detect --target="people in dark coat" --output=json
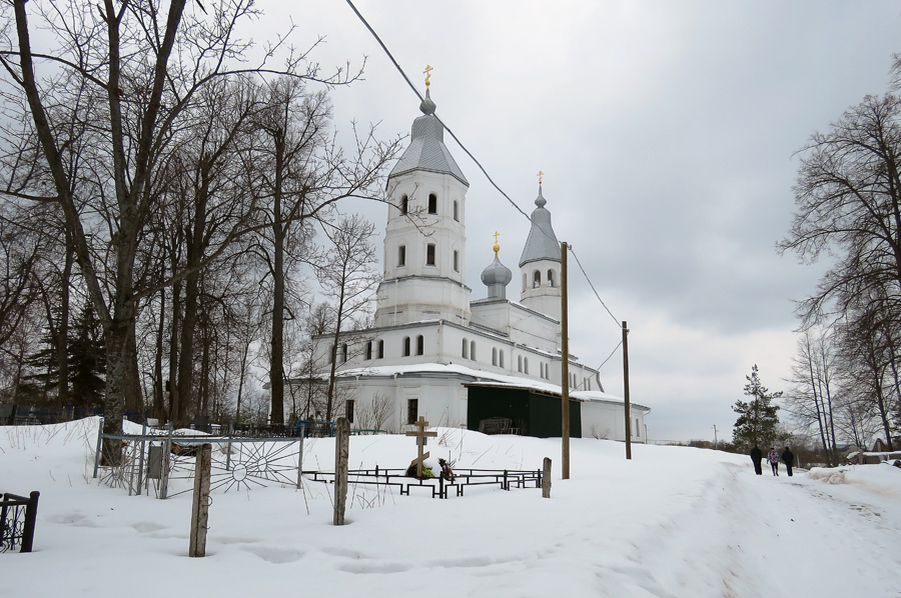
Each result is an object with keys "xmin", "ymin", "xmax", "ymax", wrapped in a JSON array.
[
  {"xmin": 781, "ymin": 447, "xmax": 795, "ymax": 477},
  {"xmin": 750, "ymin": 444, "xmax": 763, "ymax": 475},
  {"xmin": 768, "ymin": 447, "xmax": 780, "ymax": 476}
]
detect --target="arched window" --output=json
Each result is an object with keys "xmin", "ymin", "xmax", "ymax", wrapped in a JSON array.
[
  {"xmin": 453, "ymin": 200, "xmax": 459, "ymax": 221},
  {"xmin": 377, "ymin": 339, "xmax": 384, "ymax": 359},
  {"xmin": 453, "ymin": 250, "xmax": 459, "ymax": 272},
  {"xmin": 491, "ymin": 348, "xmax": 497, "ymax": 366},
  {"xmin": 403, "ymin": 336, "xmax": 411, "ymax": 357},
  {"xmin": 397, "ymin": 245, "xmax": 406, "ymax": 267},
  {"xmin": 523, "ymin": 357, "xmax": 529, "ymax": 375},
  {"xmin": 341, "ymin": 343, "xmax": 348, "ymax": 363},
  {"xmin": 401, "ymin": 195, "xmax": 409, "ymax": 215},
  {"xmin": 539, "ymin": 362, "xmax": 544, "ymax": 378},
  {"xmin": 365, "ymin": 341, "xmax": 373, "ymax": 360},
  {"xmin": 533, "ymin": 270, "xmax": 541, "ymax": 288},
  {"xmin": 517, "ymin": 355, "xmax": 523, "ymax": 373},
  {"xmin": 470, "ymin": 341, "xmax": 476, "ymax": 361},
  {"xmin": 547, "ymin": 269, "xmax": 555, "ymax": 287},
  {"xmin": 428, "ymin": 193, "xmax": 438, "ymax": 214},
  {"xmin": 416, "ymin": 335, "xmax": 424, "ymax": 356},
  {"xmin": 462, "ymin": 338, "xmax": 468, "ymax": 359},
  {"xmin": 498, "ymin": 350, "xmax": 504, "ymax": 368},
  {"xmin": 522, "ymin": 273, "xmax": 527, "ymax": 292},
  {"xmin": 426, "ymin": 243, "xmax": 436, "ymax": 266}
]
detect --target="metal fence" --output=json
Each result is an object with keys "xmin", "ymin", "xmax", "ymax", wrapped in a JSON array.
[
  {"xmin": 1, "ymin": 491, "xmax": 40, "ymax": 553},
  {"xmin": 93, "ymin": 424, "xmax": 306, "ymax": 499}
]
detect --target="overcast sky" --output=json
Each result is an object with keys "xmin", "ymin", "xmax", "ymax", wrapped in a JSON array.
[{"xmin": 257, "ymin": 1, "xmax": 901, "ymax": 441}]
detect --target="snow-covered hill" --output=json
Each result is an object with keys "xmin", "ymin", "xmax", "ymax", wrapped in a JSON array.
[{"xmin": 3, "ymin": 418, "xmax": 900, "ymax": 597}]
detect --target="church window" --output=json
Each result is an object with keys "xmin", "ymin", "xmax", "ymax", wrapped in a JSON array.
[
  {"xmin": 540, "ymin": 362, "xmax": 544, "ymax": 378},
  {"xmin": 453, "ymin": 250, "xmax": 459, "ymax": 272},
  {"xmin": 346, "ymin": 400, "xmax": 355, "ymax": 424},
  {"xmin": 517, "ymin": 355, "xmax": 523, "ymax": 373},
  {"xmin": 426, "ymin": 243, "xmax": 436, "ymax": 266},
  {"xmin": 635, "ymin": 419, "xmax": 640, "ymax": 437},
  {"xmin": 523, "ymin": 357, "xmax": 529, "ymax": 375},
  {"xmin": 403, "ymin": 336, "xmax": 411, "ymax": 357},
  {"xmin": 377, "ymin": 340, "xmax": 384, "ymax": 359},
  {"xmin": 365, "ymin": 341, "xmax": 373, "ymax": 360},
  {"xmin": 341, "ymin": 343, "xmax": 348, "ymax": 363},
  {"xmin": 398, "ymin": 245, "xmax": 406, "ymax": 267},
  {"xmin": 491, "ymin": 348, "xmax": 497, "ymax": 366},
  {"xmin": 547, "ymin": 269, "xmax": 555, "ymax": 287},
  {"xmin": 407, "ymin": 399, "xmax": 419, "ymax": 425},
  {"xmin": 401, "ymin": 195, "xmax": 409, "ymax": 214},
  {"xmin": 453, "ymin": 201, "xmax": 459, "ymax": 221},
  {"xmin": 522, "ymin": 274, "xmax": 526, "ymax": 292},
  {"xmin": 462, "ymin": 339, "xmax": 468, "ymax": 359},
  {"xmin": 470, "ymin": 341, "xmax": 476, "ymax": 361},
  {"xmin": 498, "ymin": 351, "xmax": 504, "ymax": 368},
  {"xmin": 428, "ymin": 193, "xmax": 438, "ymax": 214},
  {"xmin": 416, "ymin": 335, "xmax": 424, "ymax": 356},
  {"xmin": 533, "ymin": 270, "xmax": 541, "ymax": 288}
]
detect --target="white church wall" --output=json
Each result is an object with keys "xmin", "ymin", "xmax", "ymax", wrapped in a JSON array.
[{"xmin": 580, "ymin": 400, "xmax": 648, "ymax": 443}]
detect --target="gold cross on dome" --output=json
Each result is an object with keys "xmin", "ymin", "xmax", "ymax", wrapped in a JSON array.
[
  {"xmin": 493, "ymin": 231, "xmax": 500, "ymax": 244},
  {"xmin": 423, "ymin": 65, "xmax": 434, "ymax": 88},
  {"xmin": 538, "ymin": 170, "xmax": 544, "ymax": 185}
]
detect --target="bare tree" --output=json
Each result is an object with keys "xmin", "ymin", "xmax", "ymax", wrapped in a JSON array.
[
  {"xmin": 0, "ymin": 0, "xmax": 359, "ymax": 437},
  {"xmin": 785, "ymin": 329, "xmax": 840, "ymax": 465},
  {"xmin": 316, "ymin": 214, "xmax": 378, "ymax": 420}
]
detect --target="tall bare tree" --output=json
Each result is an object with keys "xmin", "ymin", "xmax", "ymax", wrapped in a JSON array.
[{"xmin": 0, "ymin": 0, "xmax": 357, "ymax": 437}]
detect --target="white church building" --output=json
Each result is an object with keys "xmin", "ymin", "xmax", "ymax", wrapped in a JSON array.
[{"xmin": 306, "ymin": 86, "xmax": 649, "ymax": 441}]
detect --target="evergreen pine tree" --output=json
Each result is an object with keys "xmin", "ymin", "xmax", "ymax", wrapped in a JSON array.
[
  {"xmin": 732, "ymin": 364, "xmax": 782, "ymax": 449},
  {"xmin": 67, "ymin": 304, "xmax": 106, "ymax": 410}
]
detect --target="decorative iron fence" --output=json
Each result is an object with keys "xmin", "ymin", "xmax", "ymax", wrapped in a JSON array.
[
  {"xmin": 92, "ymin": 424, "xmax": 306, "ymax": 498},
  {"xmin": 1, "ymin": 491, "xmax": 40, "ymax": 553}
]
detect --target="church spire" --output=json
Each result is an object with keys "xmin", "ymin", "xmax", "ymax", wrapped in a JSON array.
[
  {"xmin": 388, "ymin": 70, "xmax": 468, "ymax": 186},
  {"xmin": 519, "ymin": 181, "xmax": 560, "ymax": 268},
  {"xmin": 481, "ymin": 233, "xmax": 512, "ymax": 300}
]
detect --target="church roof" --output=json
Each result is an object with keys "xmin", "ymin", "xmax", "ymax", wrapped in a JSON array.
[
  {"xmin": 519, "ymin": 185, "xmax": 561, "ymax": 267},
  {"xmin": 389, "ymin": 89, "xmax": 469, "ymax": 187}
]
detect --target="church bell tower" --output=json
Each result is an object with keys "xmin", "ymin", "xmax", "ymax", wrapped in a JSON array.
[{"xmin": 374, "ymin": 70, "xmax": 471, "ymax": 327}]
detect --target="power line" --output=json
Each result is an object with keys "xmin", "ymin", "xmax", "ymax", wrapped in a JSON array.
[{"xmin": 344, "ymin": 0, "xmax": 622, "ymax": 351}]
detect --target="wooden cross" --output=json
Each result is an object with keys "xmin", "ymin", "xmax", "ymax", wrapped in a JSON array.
[
  {"xmin": 423, "ymin": 64, "xmax": 433, "ymax": 88},
  {"xmin": 537, "ymin": 170, "xmax": 544, "ymax": 185},
  {"xmin": 406, "ymin": 416, "xmax": 438, "ymax": 477}
]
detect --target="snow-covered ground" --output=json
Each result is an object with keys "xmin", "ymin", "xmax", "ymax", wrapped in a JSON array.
[{"xmin": 3, "ymin": 418, "xmax": 900, "ymax": 597}]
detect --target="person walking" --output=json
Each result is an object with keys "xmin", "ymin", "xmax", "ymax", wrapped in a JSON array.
[
  {"xmin": 768, "ymin": 447, "xmax": 780, "ymax": 476},
  {"xmin": 781, "ymin": 446, "xmax": 795, "ymax": 477},
  {"xmin": 750, "ymin": 444, "xmax": 763, "ymax": 475}
]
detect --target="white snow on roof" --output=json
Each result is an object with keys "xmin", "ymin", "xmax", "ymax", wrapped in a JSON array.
[{"xmin": 325, "ymin": 362, "xmax": 649, "ymax": 410}]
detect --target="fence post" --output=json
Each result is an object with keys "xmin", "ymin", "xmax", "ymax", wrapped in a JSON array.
[
  {"xmin": 20, "ymin": 491, "xmax": 39, "ymax": 553},
  {"xmin": 160, "ymin": 422, "xmax": 173, "ymax": 500},
  {"xmin": 92, "ymin": 418, "xmax": 104, "ymax": 479},
  {"xmin": 542, "ymin": 458, "xmax": 552, "ymax": 498},
  {"xmin": 295, "ymin": 435, "xmax": 304, "ymax": 490},
  {"xmin": 333, "ymin": 417, "xmax": 350, "ymax": 526},
  {"xmin": 189, "ymin": 443, "xmax": 212, "ymax": 558}
]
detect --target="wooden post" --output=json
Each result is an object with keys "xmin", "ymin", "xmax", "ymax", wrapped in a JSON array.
[
  {"xmin": 333, "ymin": 417, "xmax": 350, "ymax": 526},
  {"xmin": 189, "ymin": 443, "xmax": 211, "ymax": 557},
  {"xmin": 542, "ymin": 457, "xmax": 552, "ymax": 498},
  {"xmin": 561, "ymin": 242, "xmax": 571, "ymax": 479},
  {"xmin": 623, "ymin": 321, "xmax": 632, "ymax": 460}
]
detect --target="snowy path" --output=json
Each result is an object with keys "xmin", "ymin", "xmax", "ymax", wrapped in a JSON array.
[{"xmin": 624, "ymin": 462, "xmax": 901, "ymax": 597}]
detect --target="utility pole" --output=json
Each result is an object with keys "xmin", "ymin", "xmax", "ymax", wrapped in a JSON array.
[
  {"xmin": 713, "ymin": 424, "xmax": 718, "ymax": 450},
  {"xmin": 561, "ymin": 242, "xmax": 570, "ymax": 479},
  {"xmin": 622, "ymin": 321, "xmax": 631, "ymax": 460}
]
